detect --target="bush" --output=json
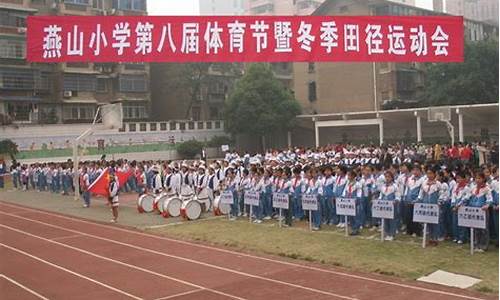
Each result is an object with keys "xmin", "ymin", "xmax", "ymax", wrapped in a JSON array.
[
  {"xmin": 206, "ymin": 135, "xmax": 233, "ymax": 148},
  {"xmin": 176, "ymin": 140, "xmax": 203, "ymax": 159}
]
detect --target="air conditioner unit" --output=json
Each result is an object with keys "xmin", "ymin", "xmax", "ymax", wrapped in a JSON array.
[
  {"xmin": 63, "ymin": 91, "xmax": 73, "ymax": 98},
  {"xmin": 17, "ymin": 27, "xmax": 27, "ymax": 33},
  {"xmin": 107, "ymin": 8, "xmax": 116, "ymax": 15}
]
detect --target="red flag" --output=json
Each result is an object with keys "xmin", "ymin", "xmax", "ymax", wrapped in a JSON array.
[{"xmin": 88, "ymin": 168, "xmax": 133, "ymax": 197}]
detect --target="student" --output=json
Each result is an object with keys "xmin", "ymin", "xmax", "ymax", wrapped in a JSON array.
[
  {"xmin": 334, "ymin": 166, "xmax": 348, "ymax": 228},
  {"xmin": 378, "ymin": 171, "xmax": 401, "ymax": 241},
  {"xmin": 80, "ymin": 167, "xmax": 90, "ymax": 208},
  {"xmin": 304, "ymin": 167, "xmax": 323, "ymax": 231},
  {"xmin": 451, "ymin": 171, "xmax": 471, "ymax": 244},
  {"xmin": 322, "ymin": 165, "xmax": 335, "ymax": 225},
  {"xmin": 108, "ymin": 173, "xmax": 120, "ymax": 223},
  {"xmin": 0, "ymin": 159, "xmax": 5, "ymax": 189},
  {"xmin": 468, "ymin": 172, "xmax": 493, "ymax": 252},
  {"xmin": 291, "ymin": 166, "xmax": 305, "ymax": 220},
  {"xmin": 239, "ymin": 169, "xmax": 251, "ymax": 217},
  {"xmin": 342, "ymin": 170, "xmax": 363, "ymax": 235},
  {"xmin": 417, "ymin": 166, "xmax": 442, "ymax": 246},
  {"xmin": 152, "ymin": 167, "xmax": 163, "ymax": 194},
  {"xmin": 252, "ymin": 167, "xmax": 265, "ymax": 224},
  {"xmin": 262, "ymin": 168, "xmax": 273, "ymax": 220},
  {"xmin": 276, "ymin": 167, "xmax": 293, "ymax": 226},
  {"xmin": 223, "ymin": 169, "xmax": 239, "ymax": 220},
  {"xmin": 489, "ymin": 167, "xmax": 499, "ymax": 243},
  {"xmin": 359, "ymin": 165, "xmax": 374, "ymax": 228},
  {"xmin": 403, "ymin": 164, "xmax": 424, "ymax": 236}
]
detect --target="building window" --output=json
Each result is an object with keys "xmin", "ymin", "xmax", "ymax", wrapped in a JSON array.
[
  {"xmin": 62, "ymin": 105, "xmax": 96, "ymax": 121},
  {"xmin": 115, "ymin": 0, "xmax": 146, "ymax": 11},
  {"xmin": 215, "ymin": 121, "xmax": 221, "ymax": 129},
  {"xmin": 123, "ymin": 103, "xmax": 147, "ymax": 119},
  {"xmin": 119, "ymin": 75, "xmax": 147, "ymax": 92},
  {"xmin": 209, "ymin": 107, "xmax": 219, "ymax": 119},
  {"xmin": 197, "ymin": 122, "xmax": 204, "ymax": 130},
  {"xmin": 160, "ymin": 122, "xmax": 167, "ymax": 131},
  {"xmin": 169, "ymin": 121, "xmax": 176, "ymax": 130},
  {"xmin": 96, "ymin": 78, "xmax": 107, "ymax": 92},
  {"xmin": 150, "ymin": 123, "xmax": 157, "ymax": 131},
  {"xmin": 124, "ymin": 63, "xmax": 146, "ymax": 70},
  {"xmin": 0, "ymin": 68, "xmax": 34, "ymax": 90},
  {"xmin": 64, "ymin": 0, "xmax": 89, "ymax": 5},
  {"xmin": 0, "ymin": 38, "xmax": 25, "ymax": 59},
  {"xmin": 63, "ymin": 74, "xmax": 96, "ymax": 91},
  {"xmin": 0, "ymin": 11, "xmax": 27, "ymax": 27},
  {"xmin": 308, "ymin": 81, "xmax": 317, "ymax": 102},
  {"xmin": 191, "ymin": 107, "xmax": 201, "ymax": 121},
  {"xmin": 308, "ymin": 62, "xmax": 315, "ymax": 73},
  {"xmin": 129, "ymin": 123, "xmax": 136, "ymax": 132},
  {"xmin": 188, "ymin": 122, "xmax": 195, "ymax": 130},
  {"xmin": 139, "ymin": 123, "xmax": 147, "ymax": 131},
  {"xmin": 179, "ymin": 122, "xmax": 186, "ymax": 130},
  {"xmin": 206, "ymin": 122, "xmax": 212, "ymax": 129}
]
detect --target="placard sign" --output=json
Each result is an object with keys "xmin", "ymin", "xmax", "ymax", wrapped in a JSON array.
[
  {"xmin": 458, "ymin": 206, "xmax": 486, "ymax": 229},
  {"xmin": 244, "ymin": 191, "xmax": 260, "ymax": 206},
  {"xmin": 273, "ymin": 193, "xmax": 289, "ymax": 209},
  {"xmin": 302, "ymin": 194, "xmax": 318, "ymax": 211},
  {"xmin": 336, "ymin": 198, "xmax": 356, "ymax": 216},
  {"xmin": 220, "ymin": 190, "xmax": 234, "ymax": 205},
  {"xmin": 371, "ymin": 200, "xmax": 395, "ymax": 219},
  {"xmin": 413, "ymin": 203, "xmax": 439, "ymax": 224}
]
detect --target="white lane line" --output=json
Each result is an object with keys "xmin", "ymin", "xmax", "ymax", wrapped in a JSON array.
[
  {"xmin": 0, "ymin": 202, "xmax": 487, "ymax": 300},
  {"xmin": 145, "ymin": 216, "xmax": 224, "ymax": 229},
  {"xmin": 153, "ymin": 288, "xmax": 205, "ymax": 300},
  {"xmin": 1, "ymin": 243, "xmax": 142, "ymax": 300},
  {"xmin": 0, "ymin": 274, "xmax": 50, "ymax": 300},
  {"xmin": 0, "ymin": 224, "xmax": 246, "ymax": 300},
  {"xmin": 0, "ymin": 212, "xmax": 356, "ymax": 300},
  {"xmin": 50, "ymin": 234, "xmax": 82, "ymax": 241}
]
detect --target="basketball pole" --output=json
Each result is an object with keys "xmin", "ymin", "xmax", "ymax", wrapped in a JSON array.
[{"xmin": 73, "ymin": 106, "xmax": 102, "ymax": 201}]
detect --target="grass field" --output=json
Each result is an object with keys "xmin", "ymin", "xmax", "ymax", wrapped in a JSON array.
[
  {"xmin": 148, "ymin": 218, "xmax": 499, "ymax": 295},
  {"xmin": 16, "ymin": 143, "xmax": 176, "ymax": 159}
]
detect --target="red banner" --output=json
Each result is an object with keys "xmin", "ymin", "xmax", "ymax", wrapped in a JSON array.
[{"xmin": 27, "ymin": 15, "xmax": 464, "ymax": 63}]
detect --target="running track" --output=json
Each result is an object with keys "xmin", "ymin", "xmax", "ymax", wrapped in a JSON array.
[{"xmin": 0, "ymin": 201, "xmax": 494, "ymax": 300}]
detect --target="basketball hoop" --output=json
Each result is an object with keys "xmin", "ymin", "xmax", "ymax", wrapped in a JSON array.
[
  {"xmin": 428, "ymin": 107, "xmax": 454, "ymax": 145},
  {"xmin": 72, "ymin": 103, "xmax": 123, "ymax": 201}
]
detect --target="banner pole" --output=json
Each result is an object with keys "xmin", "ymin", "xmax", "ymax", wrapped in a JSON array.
[
  {"xmin": 422, "ymin": 223, "xmax": 427, "ymax": 248},
  {"xmin": 309, "ymin": 210, "xmax": 312, "ymax": 231},
  {"xmin": 381, "ymin": 219, "xmax": 385, "ymax": 242},
  {"xmin": 345, "ymin": 215, "xmax": 348, "ymax": 237},
  {"xmin": 279, "ymin": 208, "xmax": 282, "ymax": 228},
  {"xmin": 470, "ymin": 228, "xmax": 474, "ymax": 255},
  {"xmin": 249, "ymin": 206, "xmax": 252, "ymax": 223}
]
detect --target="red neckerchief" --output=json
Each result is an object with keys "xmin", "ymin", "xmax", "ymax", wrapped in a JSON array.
[
  {"xmin": 475, "ymin": 183, "xmax": 485, "ymax": 195},
  {"xmin": 455, "ymin": 181, "xmax": 467, "ymax": 195},
  {"xmin": 347, "ymin": 180, "xmax": 355, "ymax": 196}
]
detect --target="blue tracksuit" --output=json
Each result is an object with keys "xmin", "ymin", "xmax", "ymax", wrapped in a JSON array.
[
  {"xmin": 418, "ymin": 180, "xmax": 441, "ymax": 241},
  {"xmin": 342, "ymin": 180, "xmax": 363, "ymax": 232},
  {"xmin": 379, "ymin": 183, "xmax": 400, "ymax": 237},
  {"xmin": 322, "ymin": 175, "xmax": 335, "ymax": 225},
  {"xmin": 451, "ymin": 183, "xmax": 471, "ymax": 242},
  {"xmin": 305, "ymin": 178, "xmax": 323, "ymax": 229},
  {"xmin": 333, "ymin": 175, "xmax": 347, "ymax": 225}
]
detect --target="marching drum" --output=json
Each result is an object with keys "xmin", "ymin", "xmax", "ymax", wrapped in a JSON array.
[
  {"xmin": 213, "ymin": 196, "xmax": 231, "ymax": 216},
  {"xmin": 137, "ymin": 194, "xmax": 155, "ymax": 213},
  {"xmin": 161, "ymin": 196, "xmax": 182, "ymax": 218},
  {"xmin": 154, "ymin": 193, "xmax": 169, "ymax": 213},
  {"xmin": 196, "ymin": 188, "xmax": 211, "ymax": 212},
  {"xmin": 180, "ymin": 199, "xmax": 202, "ymax": 220}
]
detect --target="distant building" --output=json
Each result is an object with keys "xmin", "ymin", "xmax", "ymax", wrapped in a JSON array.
[
  {"xmin": 292, "ymin": 0, "xmax": 498, "ymax": 116},
  {"xmin": 245, "ymin": 0, "xmax": 324, "ymax": 15},
  {"xmin": 388, "ymin": 0, "xmax": 416, "ymax": 6},
  {"xmin": 0, "ymin": 0, "xmax": 150, "ymax": 125},
  {"xmin": 199, "ymin": 0, "xmax": 246, "ymax": 15},
  {"xmin": 433, "ymin": 0, "xmax": 499, "ymax": 25}
]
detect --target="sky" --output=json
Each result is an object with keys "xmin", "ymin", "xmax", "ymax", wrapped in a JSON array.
[{"xmin": 147, "ymin": 0, "xmax": 434, "ymax": 16}]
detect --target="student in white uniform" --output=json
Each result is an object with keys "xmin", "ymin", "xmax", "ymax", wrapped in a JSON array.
[{"xmin": 108, "ymin": 173, "xmax": 120, "ymax": 223}]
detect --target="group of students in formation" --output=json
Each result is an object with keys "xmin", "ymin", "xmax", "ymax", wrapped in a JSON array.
[{"xmin": 5, "ymin": 144, "xmax": 499, "ymax": 251}]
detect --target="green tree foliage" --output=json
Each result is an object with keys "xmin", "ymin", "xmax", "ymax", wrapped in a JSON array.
[
  {"xmin": 176, "ymin": 140, "xmax": 204, "ymax": 159},
  {"xmin": 422, "ymin": 39, "xmax": 499, "ymax": 106},
  {"xmin": 224, "ymin": 64, "xmax": 301, "ymax": 139},
  {"xmin": 0, "ymin": 139, "xmax": 19, "ymax": 160}
]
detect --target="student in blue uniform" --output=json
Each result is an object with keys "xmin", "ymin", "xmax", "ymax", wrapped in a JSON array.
[
  {"xmin": 451, "ymin": 171, "xmax": 471, "ymax": 244},
  {"xmin": 291, "ymin": 166, "xmax": 305, "ymax": 220},
  {"xmin": 489, "ymin": 167, "xmax": 499, "ymax": 244},
  {"xmin": 334, "ymin": 166, "xmax": 348, "ymax": 228},
  {"xmin": 418, "ymin": 166, "xmax": 442, "ymax": 246},
  {"xmin": 342, "ymin": 169, "xmax": 363, "ymax": 235},
  {"xmin": 304, "ymin": 166, "xmax": 323, "ymax": 231},
  {"xmin": 322, "ymin": 165, "xmax": 335, "ymax": 225},
  {"xmin": 469, "ymin": 172, "xmax": 493, "ymax": 252},
  {"xmin": 378, "ymin": 171, "xmax": 400, "ymax": 241}
]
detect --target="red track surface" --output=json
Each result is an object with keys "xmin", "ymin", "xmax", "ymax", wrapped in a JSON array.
[{"xmin": 0, "ymin": 201, "xmax": 495, "ymax": 300}]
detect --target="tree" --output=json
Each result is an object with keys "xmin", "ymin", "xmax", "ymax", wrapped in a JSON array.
[
  {"xmin": 224, "ymin": 64, "xmax": 301, "ymax": 150},
  {"xmin": 0, "ymin": 139, "xmax": 19, "ymax": 160},
  {"xmin": 421, "ymin": 39, "xmax": 499, "ymax": 106}
]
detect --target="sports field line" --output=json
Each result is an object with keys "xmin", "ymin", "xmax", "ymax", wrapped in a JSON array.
[
  {"xmin": 0, "ymin": 274, "xmax": 50, "ymax": 300},
  {"xmin": 0, "ymin": 212, "xmax": 357, "ymax": 300},
  {"xmin": 1, "ymin": 223, "xmax": 245, "ymax": 300},
  {"xmin": 0, "ymin": 201, "xmax": 488, "ymax": 300},
  {"xmin": 1, "ymin": 243, "xmax": 143, "ymax": 300}
]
